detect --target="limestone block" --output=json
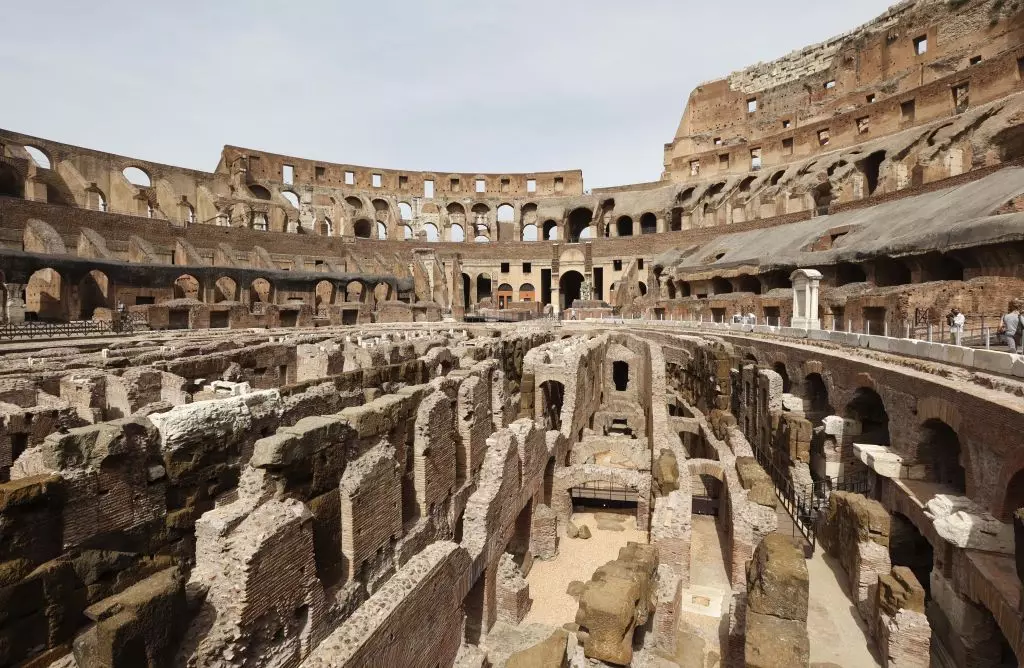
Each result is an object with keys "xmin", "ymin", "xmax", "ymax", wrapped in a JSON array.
[
  {"xmin": 735, "ymin": 457, "xmax": 777, "ymax": 508},
  {"xmin": 746, "ymin": 534, "xmax": 808, "ymax": 622},
  {"xmin": 781, "ymin": 394, "xmax": 804, "ymax": 412},
  {"xmin": 531, "ymin": 504, "xmax": 558, "ymax": 560},
  {"xmin": 877, "ymin": 566, "xmax": 926, "ymax": 617},
  {"xmin": 506, "ymin": 629, "xmax": 568, "ymax": 668},
  {"xmin": 853, "ymin": 442, "xmax": 903, "ymax": 478},
  {"xmin": 654, "ymin": 449, "xmax": 680, "ymax": 495},
  {"xmin": 972, "ymin": 349, "xmax": 1014, "ymax": 374},
  {"xmin": 744, "ymin": 612, "xmax": 810, "ymax": 668},
  {"xmin": 577, "ymin": 577, "xmax": 640, "ymax": 665}
]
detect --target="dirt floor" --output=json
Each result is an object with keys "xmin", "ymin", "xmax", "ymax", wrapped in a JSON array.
[{"xmin": 523, "ymin": 508, "xmax": 647, "ymax": 628}]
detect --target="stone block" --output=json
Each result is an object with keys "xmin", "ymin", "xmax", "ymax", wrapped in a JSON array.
[
  {"xmin": 735, "ymin": 457, "xmax": 777, "ymax": 508},
  {"xmin": 972, "ymin": 349, "xmax": 1014, "ymax": 375},
  {"xmin": 506, "ymin": 629, "xmax": 568, "ymax": 668},
  {"xmin": 746, "ymin": 534, "xmax": 808, "ymax": 622},
  {"xmin": 744, "ymin": 611, "xmax": 810, "ymax": 668},
  {"xmin": 877, "ymin": 566, "xmax": 926, "ymax": 617}
]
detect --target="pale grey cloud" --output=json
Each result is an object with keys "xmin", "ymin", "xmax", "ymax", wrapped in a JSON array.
[{"xmin": 0, "ymin": 0, "xmax": 895, "ymax": 187}]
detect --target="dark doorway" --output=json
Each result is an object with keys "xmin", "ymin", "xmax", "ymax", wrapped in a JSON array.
[
  {"xmin": 613, "ymin": 361, "xmax": 629, "ymax": 391},
  {"xmin": 560, "ymin": 271, "xmax": 584, "ymax": 310},
  {"xmin": 539, "ymin": 381, "xmax": 564, "ymax": 431}
]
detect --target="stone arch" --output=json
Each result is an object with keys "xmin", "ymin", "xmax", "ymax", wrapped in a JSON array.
[
  {"xmin": 844, "ymin": 387, "xmax": 890, "ymax": 445},
  {"xmin": 26, "ymin": 267, "xmax": 65, "ymax": 321},
  {"xmin": 639, "ymin": 212, "xmax": 657, "ymax": 235},
  {"xmin": 559, "ymin": 270, "xmax": 584, "ymax": 310},
  {"xmin": 772, "ymin": 362, "xmax": 792, "ymax": 393},
  {"xmin": 353, "ymin": 219, "xmax": 372, "ymax": 238},
  {"xmin": 249, "ymin": 277, "xmax": 275, "ymax": 304},
  {"xmin": 173, "ymin": 274, "xmax": 202, "ymax": 301},
  {"xmin": 476, "ymin": 273, "xmax": 492, "ymax": 302},
  {"xmin": 567, "ymin": 208, "xmax": 592, "ymax": 243},
  {"xmin": 543, "ymin": 220, "xmax": 558, "ymax": 241},
  {"xmin": 314, "ymin": 280, "xmax": 335, "ymax": 310},
  {"xmin": 0, "ymin": 162, "xmax": 22, "ymax": 198},
  {"xmin": 79, "ymin": 270, "xmax": 112, "ymax": 320},
  {"xmin": 122, "ymin": 166, "xmax": 151, "ymax": 187},
  {"xmin": 214, "ymin": 276, "xmax": 238, "ymax": 303},
  {"xmin": 916, "ymin": 418, "xmax": 967, "ymax": 493},
  {"xmin": 616, "ymin": 216, "xmax": 634, "ymax": 237}
]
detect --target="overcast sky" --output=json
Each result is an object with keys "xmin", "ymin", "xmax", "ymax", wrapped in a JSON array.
[{"xmin": 1, "ymin": 0, "xmax": 896, "ymax": 188}]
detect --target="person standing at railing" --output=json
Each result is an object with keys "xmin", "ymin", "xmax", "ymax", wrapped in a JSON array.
[
  {"xmin": 946, "ymin": 307, "xmax": 965, "ymax": 345},
  {"xmin": 998, "ymin": 300, "xmax": 1024, "ymax": 353}
]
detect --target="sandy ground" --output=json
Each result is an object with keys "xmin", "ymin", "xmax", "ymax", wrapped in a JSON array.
[{"xmin": 523, "ymin": 509, "xmax": 646, "ymax": 627}]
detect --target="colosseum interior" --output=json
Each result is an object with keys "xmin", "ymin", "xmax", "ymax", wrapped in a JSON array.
[{"xmin": 2, "ymin": 1, "xmax": 1024, "ymax": 667}]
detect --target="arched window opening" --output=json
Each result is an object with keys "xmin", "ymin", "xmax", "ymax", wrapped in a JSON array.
[
  {"xmin": 711, "ymin": 277, "xmax": 733, "ymax": 294},
  {"xmin": 248, "ymin": 184, "xmax": 272, "ymax": 200},
  {"xmin": 372, "ymin": 199, "xmax": 389, "ymax": 220},
  {"xmin": 346, "ymin": 281, "xmax": 364, "ymax": 303},
  {"xmin": 638, "ymin": 282, "xmax": 648, "ymax": 296},
  {"xmin": 250, "ymin": 278, "xmax": 273, "ymax": 304},
  {"xmin": 398, "ymin": 202, "xmax": 413, "ymax": 221},
  {"xmin": 122, "ymin": 167, "xmax": 152, "ymax": 187},
  {"xmin": 496, "ymin": 204, "xmax": 514, "ymax": 223},
  {"xmin": 26, "ymin": 268, "xmax": 64, "ymax": 321},
  {"xmin": 474, "ymin": 235, "xmax": 489, "ymax": 243},
  {"xmin": 173, "ymin": 274, "xmax": 201, "ymax": 300},
  {"xmin": 214, "ymin": 277, "xmax": 237, "ymax": 303},
  {"xmin": 559, "ymin": 271, "xmax": 584, "ymax": 310},
  {"xmin": 773, "ymin": 362, "xmax": 792, "ymax": 393},
  {"xmin": 736, "ymin": 274, "xmax": 761, "ymax": 294},
  {"xmin": 769, "ymin": 170, "xmax": 786, "ymax": 186},
  {"xmin": 739, "ymin": 176, "xmax": 757, "ymax": 192},
  {"xmin": 353, "ymin": 219, "xmax": 372, "ymax": 238},
  {"xmin": 857, "ymin": 150, "xmax": 886, "ymax": 196},
  {"xmin": 79, "ymin": 270, "xmax": 111, "ymax": 320},
  {"xmin": 318, "ymin": 218, "xmax": 333, "ymax": 236},
  {"xmin": 345, "ymin": 196, "xmax": 363, "ymax": 210},
  {"xmin": 24, "ymin": 146, "xmax": 51, "ymax": 169},
  {"xmin": 252, "ymin": 212, "xmax": 268, "ymax": 232},
  {"xmin": 281, "ymin": 191, "xmax": 300, "ymax": 209},
  {"xmin": 613, "ymin": 361, "xmax": 629, "ymax": 391},
  {"xmin": 568, "ymin": 208, "xmax": 593, "ymax": 243},
  {"xmin": 400, "ymin": 224, "xmax": 412, "ymax": 240},
  {"xmin": 845, "ymin": 388, "xmax": 890, "ymax": 445},
  {"xmin": 497, "ymin": 283, "xmax": 514, "ymax": 309},
  {"xmin": 917, "ymin": 419, "xmax": 965, "ymax": 493},
  {"xmin": 539, "ymin": 380, "xmax": 564, "ymax": 431},
  {"xmin": 872, "ymin": 257, "xmax": 912, "ymax": 287},
  {"xmin": 461, "ymin": 273, "xmax": 471, "ymax": 309},
  {"xmin": 424, "ymin": 223, "xmax": 440, "ymax": 242},
  {"xmin": 616, "ymin": 216, "xmax": 634, "ymax": 237},
  {"xmin": 803, "ymin": 373, "xmax": 832, "ymax": 417},
  {"xmin": 670, "ymin": 208, "xmax": 683, "ymax": 232},
  {"xmin": 376, "ymin": 222, "xmax": 387, "ymax": 239},
  {"xmin": 519, "ymin": 283, "xmax": 536, "ymax": 302},
  {"xmin": 919, "ymin": 253, "xmax": 964, "ymax": 282},
  {"xmin": 476, "ymin": 274, "xmax": 492, "ymax": 301},
  {"xmin": 640, "ymin": 213, "xmax": 657, "ymax": 235},
  {"xmin": 680, "ymin": 281, "xmax": 691, "ymax": 297},
  {"xmin": 521, "ymin": 224, "xmax": 538, "ymax": 241},
  {"xmin": 835, "ymin": 263, "xmax": 867, "ymax": 286},
  {"xmin": 314, "ymin": 280, "xmax": 335, "ymax": 310},
  {"xmin": 450, "ymin": 223, "xmax": 465, "ymax": 242},
  {"xmin": 543, "ymin": 220, "xmax": 558, "ymax": 240}
]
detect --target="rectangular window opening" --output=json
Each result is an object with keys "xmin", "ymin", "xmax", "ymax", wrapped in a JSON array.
[
  {"xmin": 613, "ymin": 259, "xmax": 623, "ymax": 271},
  {"xmin": 500, "ymin": 178, "xmax": 510, "ymax": 192},
  {"xmin": 856, "ymin": 116, "xmax": 870, "ymax": 134},
  {"xmin": 398, "ymin": 175, "xmax": 408, "ymax": 188},
  {"xmin": 750, "ymin": 148, "xmax": 762, "ymax": 171},
  {"xmin": 450, "ymin": 178, "xmax": 460, "ymax": 192},
  {"xmin": 638, "ymin": 259, "xmax": 644, "ymax": 269},
  {"xmin": 901, "ymin": 99, "xmax": 916, "ymax": 123},
  {"xmin": 690, "ymin": 160, "xmax": 700, "ymax": 176},
  {"xmin": 818, "ymin": 129, "xmax": 830, "ymax": 146},
  {"xmin": 522, "ymin": 262, "xmax": 532, "ymax": 273},
  {"xmin": 781, "ymin": 119, "xmax": 791, "ymax": 129},
  {"xmin": 914, "ymin": 35, "xmax": 928, "ymax": 56},
  {"xmin": 782, "ymin": 137, "xmax": 794, "ymax": 155},
  {"xmin": 526, "ymin": 179, "xmax": 536, "ymax": 193},
  {"xmin": 344, "ymin": 171, "xmax": 354, "ymax": 185},
  {"xmin": 500, "ymin": 262, "xmax": 509, "ymax": 273},
  {"xmin": 953, "ymin": 83, "xmax": 970, "ymax": 113},
  {"xmin": 372, "ymin": 173, "xmax": 382, "ymax": 188},
  {"xmin": 866, "ymin": 93, "xmax": 876, "ymax": 104},
  {"xmin": 970, "ymin": 55, "xmax": 982, "ymax": 66},
  {"xmin": 554, "ymin": 177, "xmax": 564, "ymax": 193},
  {"xmin": 315, "ymin": 166, "xmax": 325, "ymax": 180},
  {"xmin": 713, "ymin": 137, "xmax": 723, "ymax": 146},
  {"xmin": 824, "ymin": 80, "xmax": 836, "ymax": 90},
  {"xmin": 282, "ymin": 164, "xmax": 294, "ymax": 185},
  {"xmin": 747, "ymin": 98, "xmax": 757, "ymax": 113},
  {"xmin": 718, "ymin": 154, "xmax": 729, "ymax": 170},
  {"xmin": 424, "ymin": 179, "xmax": 434, "ymax": 199},
  {"xmin": 475, "ymin": 179, "xmax": 486, "ymax": 193}
]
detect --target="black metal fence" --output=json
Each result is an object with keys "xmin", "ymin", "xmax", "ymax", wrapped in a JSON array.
[
  {"xmin": 569, "ymin": 478, "xmax": 638, "ymax": 504},
  {"xmin": 0, "ymin": 318, "xmax": 140, "ymax": 341}
]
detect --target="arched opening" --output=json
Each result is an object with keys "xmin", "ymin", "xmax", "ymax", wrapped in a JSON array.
[
  {"xmin": 79, "ymin": 270, "xmax": 111, "ymax": 319},
  {"xmin": 461, "ymin": 273, "xmax": 471, "ymax": 309},
  {"xmin": 173, "ymin": 274, "xmax": 200, "ymax": 300},
  {"xmin": 539, "ymin": 380, "xmax": 564, "ymax": 431},
  {"xmin": 666, "ymin": 281, "xmax": 677, "ymax": 299},
  {"xmin": 402, "ymin": 224, "xmax": 414, "ymax": 240},
  {"xmin": 710, "ymin": 277, "xmax": 733, "ymax": 294},
  {"xmin": 26, "ymin": 268, "xmax": 64, "ymax": 321},
  {"xmin": 521, "ymin": 224, "xmax": 538, "ymax": 241},
  {"xmin": 670, "ymin": 208, "xmax": 683, "ymax": 232},
  {"xmin": 24, "ymin": 146, "xmax": 51, "ymax": 169},
  {"xmin": 471, "ymin": 203, "xmax": 490, "ymax": 239},
  {"xmin": 214, "ymin": 276, "xmax": 238, "ymax": 303},
  {"xmin": 835, "ymin": 262, "xmax": 867, "ymax": 286},
  {"xmin": 345, "ymin": 196, "xmax": 362, "ymax": 211},
  {"xmin": 639, "ymin": 213, "xmax": 657, "ymax": 235},
  {"xmin": 248, "ymin": 184, "xmax": 272, "ymax": 200},
  {"xmin": 281, "ymin": 190, "xmax": 300, "ymax": 209},
  {"xmin": 497, "ymin": 283, "xmax": 514, "ymax": 309},
  {"xmin": 803, "ymin": 373, "xmax": 833, "ymax": 417},
  {"xmin": 518, "ymin": 283, "xmax": 536, "ymax": 302},
  {"xmin": 917, "ymin": 419, "xmax": 966, "ymax": 493},
  {"xmin": 567, "ymin": 208, "xmax": 592, "ymax": 243},
  {"xmin": 353, "ymin": 219, "xmax": 372, "ymax": 238},
  {"xmin": 476, "ymin": 274, "xmax": 492, "ymax": 302},
  {"xmin": 314, "ymin": 280, "xmax": 334, "ymax": 310},
  {"xmin": 372, "ymin": 198, "xmax": 389, "ymax": 219},
  {"xmin": 0, "ymin": 163, "xmax": 22, "ymax": 198},
  {"xmin": 252, "ymin": 212, "xmax": 268, "ymax": 231},
  {"xmin": 317, "ymin": 219, "xmax": 332, "ymax": 236},
  {"xmin": 423, "ymin": 223, "xmax": 440, "ymax": 242},
  {"xmin": 613, "ymin": 361, "xmax": 629, "ymax": 391},
  {"xmin": 249, "ymin": 278, "xmax": 273, "ymax": 304},
  {"xmin": 496, "ymin": 204, "xmax": 514, "ymax": 223},
  {"xmin": 450, "ymin": 223, "xmax": 465, "ymax": 242},
  {"xmin": 616, "ymin": 216, "xmax": 634, "ymax": 237},
  {"xmin": 1004, "ymin": 468, "xmax": 1024, "ymax": 520},
  {"xmin": 889, "ymin": 513, "xmax": 933, "ymax": 599},
  {"xmin": 736, "ymin": 274, "xmax": 761, "ymax": 294},
  {"xmin": 845, "ymin": 388, "xmax": 890, "ymax": 445},
  {"xmin": 474, "ymin": 235, "xmax": 489, "ymax": 243},
  {"xmin": 376, "ymin": 222, "xmax": 387, "ymax": 239},
  {"xmin": 769, "ymin": 170, "xmax": 786, "ymax": 186},
  {"xmin": 559, "ymin": 270, "xmax": 584, "ymax": 310},
  {"xmin": 398, "ymin": 202, "xmax": 413, "ymax": 221},
  {"xmin": 773, "ymin": 362, "xmax": 792, "ymax": 393},
  {"xmin": 122, "ymin": 167, "xmax": 151, "ymax": 187},
  {"xmin": 346, "ymin": 281, "xmax": 364, "ymax": 303},
  {"xmin": 739, "ymin": 176, "xmax": 757, "ymax": 192},
  {"xmin": 919, "ymin": 253, "xmax": 964, "ymax": 282},
  {"xmin": 857, "ymin": 150, "xmax": 886, "ymax": 196},
  {"xmin": 638, "ymin": 282, "xmax": 647, "ymax": 296},
  {"xmin": 543, "ymin": 220, "xmax": 558, "ymax": 241},
  {"xmin": 872, "ymin": 257, "xmax": 911, "ymax": 287}
]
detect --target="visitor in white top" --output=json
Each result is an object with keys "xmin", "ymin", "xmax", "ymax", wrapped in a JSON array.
[{"xmin": 946, "ymin": 307, "xmax": 965, "ymax": 345}]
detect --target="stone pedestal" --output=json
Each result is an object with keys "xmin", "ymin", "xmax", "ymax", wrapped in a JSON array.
[
  {"xmin": 790, "ymin": 269, "xmax": 822, "ymax": 330},
  {"xmin": 4, "ymin": 284, "xmax": 26, "ymax": 324}
]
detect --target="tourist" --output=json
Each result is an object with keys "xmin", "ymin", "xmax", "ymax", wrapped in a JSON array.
[
  {"xmin": 946, "ymin": 307, "xmax": 965, "ymax": 345},
  {"xmin": 998, "ymin": 300, "xmax": 1023, "ymax": 353},
  {"xmin": 746, "ymin": 311, "xmax": 756, "ymax": 325}
]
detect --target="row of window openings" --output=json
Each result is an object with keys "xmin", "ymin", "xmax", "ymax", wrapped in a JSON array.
[
  {"xmin": 701, "ymin": 85, "xmax": 971, "ymax": 174},
  {"xmin": 497, "ymin": 259, "xmax": 644, "ymax": 274},
  {"xmin": 281, "ymin": 165, "xmax": 550, "ymax": 197}
]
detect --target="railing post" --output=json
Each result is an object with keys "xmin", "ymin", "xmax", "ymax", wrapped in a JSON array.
[
  {"xmin": 985, "ymin": 327, "xmax": 990, "ymax": 350},
  {"xmin": 927, "ymin": 324, "xmax": 933, "ymax": 342}
]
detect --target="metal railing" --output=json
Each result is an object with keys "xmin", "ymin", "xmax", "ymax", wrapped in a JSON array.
[
  {"xmin": 0, "ymin": 318, "xmax": 139, "ymax": 341},
  {"xmin": 569, "ymin": 478, "xmax": 638, "ymax": 503}
]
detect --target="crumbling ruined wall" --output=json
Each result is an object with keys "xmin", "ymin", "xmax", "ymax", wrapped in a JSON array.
[
  {"xmin": 818, "ymin": 491, "xmax": 892, "ymax": 620},
  {"xmin": 743, "ymin": 534, "xmax": 810, "ymax": 668}
]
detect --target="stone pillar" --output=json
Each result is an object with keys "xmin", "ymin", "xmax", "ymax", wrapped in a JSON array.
[
  {"xmin": 495, "ymin": 553, "xmax": 531, "ymax": 625},
  {"xmin": 876, "ymin": 567, "xmax": 930, "ymax": 666},
  {"xmin": 744, "ymin": 534, "xmax": 810, "ymax": 668},
  {"xmin": 789, "ymin": 269, "xmax": 823, "ymax": 330},
  {"xmin": 530, "ymin": 504, "xmax": 557, "ymax": 559}
]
